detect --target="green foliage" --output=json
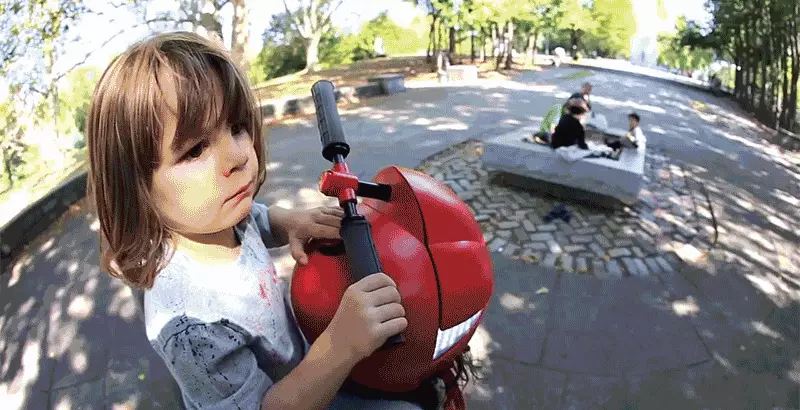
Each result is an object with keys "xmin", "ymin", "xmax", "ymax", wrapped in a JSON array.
[
  {"xmin": 0, "ymin": 91, "xmax": 28, "ymax": 187},
  {"xmin": 356, "ymin": 12, "xmax": 423, "ymax": 57},
  {"xmin": 587, "ymin": 0, "xmax": 637, "ymax": 58},
  {"xmin": 251, "ymin": 11, "xmax": 424, "ymax": 81},
  {"xmin": 657, "ymin": 16, "xmax": 715, "ymax": 73}
]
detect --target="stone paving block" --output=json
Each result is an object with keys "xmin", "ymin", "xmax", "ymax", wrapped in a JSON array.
[
  {"xmin": 589, "ymin": 242, "xmax": 606, "ymax": 257},
  {"xmin": 543, "ymin": 253, "xmax": 558, "ymax": 267},
  {"xmin": 563, "ymin": 244, "xmax": 586, "ymax": 253},
  {"xmin": 633, "ymin": 259, "xmax": 650, "ymax": 277},
  {"xmin": 554, "ymin": 232, "xmax": 569, "ymax": 244},
  {"xmin": 529, "ymin": 242, "xmax": 548, "ymax": 251},
  {"xmin": 522, "ymin": 219, "xmax": 537, "ymax": 232},
  {"xmin": 560, "ymin": 255, "xmax": 573, "ymax": 272},
  {"xmin": 538, "ymin": 223, "xmax": 557, "ymax": 231},
  {"xmin": 502, "ymin": 243, "xmax": 519, "ymax": 257},
  {"xmin": 609, "ymin": 247, "xmax": 631, "ymax": 258},
  {"xmin": 621, "ymin": 257, "xmax": 638, "ymax": 276},
  {"xmin": 615, "ymin": 238, "xmax": 634, "ymax": 247},
  {"xmin": 496, "ymin": 230, "xmax": 511, "ymax": 239},
  {"xmin": 595, "ymin": 233, "xmax": 613, "ymax": 248},
  {"xmin": 488, "ymin": 237, "xmax": 507, "ymax": 252},
  {"xmin": 607, "ymin": 260, "xmax": 623, "ymax": 277},
  {"xmin": 576, "ymin": 257, "xmax": 588, "ymax": 273},
  {"xmin": 547, "ymin": 241, "xmax": 562, "ymax": 254},
  {"xmin": 571, "ymin": 235, "xmax": 594, "ymax": 244},
  {"xmin": 513, "ymin": 228, "xmax": 527, "ymax": 242},
  {"xmin": 631, "ymin": 246, "xmax": 645, "ymax": 258},
  {"xmin": 530, "ymin": 233, "xmax": 554, "ymax": 242},
  {"xmin": 655, "ymin": 256, "xmax": 674, "ymax": 273},
  {"xmin": 574, "ymin": 226, "xmax": 598, "ymax": 235},
  {"xmin": 644, "ymin": 257, "xmax": 662, "ymax": 274}
]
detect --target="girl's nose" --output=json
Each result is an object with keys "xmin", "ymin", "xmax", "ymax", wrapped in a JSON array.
[{"xmin": 222, "ymin": 132, "xmax": 248, "ymax": 177}]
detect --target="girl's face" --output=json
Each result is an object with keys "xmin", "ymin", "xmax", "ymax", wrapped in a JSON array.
[{"xmin": 150, "ymin": 75, "xmax": 258, "ymax": 238}]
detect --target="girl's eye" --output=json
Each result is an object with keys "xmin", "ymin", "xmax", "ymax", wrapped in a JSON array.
[{"xmin": 183, "ymin": 140, "xmax": 208, "ymax": 161}]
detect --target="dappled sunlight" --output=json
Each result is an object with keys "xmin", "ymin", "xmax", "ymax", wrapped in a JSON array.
[
  {"xmin": 412, "ymin": 117, "xmax": 432, "ymax": 126},
  {"xmin": 672, "ymin": 296, "xmax": 700, "ymax": 317},
  {"xmin": 745, "ymin": 274, "xmax": 779, "ymax": 296},
  {"xmin": 750, "ymin": 321, "xmax": 785, "ymax": 340},
  {"xmin": 67, "ymin": 295, "xmax": 94, "ymax": 320},
  {"xmin": 0, "ymin": 340, "xmax": 42, "ymax": 409},
  {"xmin": 265, "ymin": 162, "xmax": 282, "ymax": 171},
  {"xmin": 107, "ymin": 281, "xmax": 137, "ymax": 320},
  {"xmin": 467, "ymin": 324, "xmax": 494, "ymax": 364},
  {"xmin": 766, "ymin": 215, "xmax": 791, "ymax": 231},
  {"xmin": 428, "ymin": 122, "xmax": 468, "ymax": 131},
  {"xmin": 771, "ymin": 189, "xmax": 799, "ymax": 208}
]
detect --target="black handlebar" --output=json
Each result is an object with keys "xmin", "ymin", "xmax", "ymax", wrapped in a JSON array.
[
  {"xmin": 311, "ymin": 80, "xmax": 404, "ymax": 348},
  {"xmin": 311, "ymin": 80, "xmax": 350, "ymax": 162}
]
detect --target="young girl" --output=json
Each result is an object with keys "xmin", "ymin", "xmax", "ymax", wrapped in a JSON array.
[{"xmin": 85, "ymin": 31, "xmax": 427, "ymax": 409}]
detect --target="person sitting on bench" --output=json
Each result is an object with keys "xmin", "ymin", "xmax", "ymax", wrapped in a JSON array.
[
  {"xmin": 604, "ymin": 112, "xmax": 643, "ymax": 158},
  {"xmin": 529, "ymin": 103, "xmax": 566, "ymax": 145},
  {"xmin": 570, "ymin": 82, "xmax": 593, "ymax": 112},
  {"xmin": 550, "ymin": 98, "xmax": 590, "ymax": 150}
]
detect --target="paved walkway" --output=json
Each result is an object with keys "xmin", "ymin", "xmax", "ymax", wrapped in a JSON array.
[{"xmin": 1, "ymin": 66, "xmax": 798, "ymax": 409}]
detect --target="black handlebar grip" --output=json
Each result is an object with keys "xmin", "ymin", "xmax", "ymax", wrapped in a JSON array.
[
  {"xmin": 340, "ymin": 216, "xmax": 405, "ymax": 348},
  {"xmin": 311, "ymin": 80, "xmax": 349, "ymax": 162}
]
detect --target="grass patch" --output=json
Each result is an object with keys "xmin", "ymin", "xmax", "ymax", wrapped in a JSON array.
[
  {"xmin": 691, "ymin": 100, "xmax": 708, "ymax": 112},
  {"xmin": 559, "ymin": 70, "xmax": 592, "ymax": 80}
]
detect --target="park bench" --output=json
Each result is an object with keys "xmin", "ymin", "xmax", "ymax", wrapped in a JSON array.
[
  {"xmin": 446, "ymin": 65, "xmax": 478, "ymax": 82},
  {"xmin": 367, "ymin": 74, "xmax": 407, "ymax": 94},
  {"xmin": 482, "ymin": 124, "xmax": 647, "ymax": 208}
]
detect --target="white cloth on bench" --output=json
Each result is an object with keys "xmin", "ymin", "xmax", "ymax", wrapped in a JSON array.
[{"xmin": 555, "ymin": 144, "xmax": 614, "ymax": 162}]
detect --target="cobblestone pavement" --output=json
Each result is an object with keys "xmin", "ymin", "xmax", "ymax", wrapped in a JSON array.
[{"xmin": 416, "ymin": 139, "xmax": 717, "ymax": 279}]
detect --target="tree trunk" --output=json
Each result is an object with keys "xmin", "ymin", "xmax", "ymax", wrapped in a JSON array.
[
  {"xmin": 526, "ymin": 31, "xmax": 535, "ymax": 65},
  {"xmin": 481, "ymin": 28, "xmax": 487, "ymax": 62},
  {"xmin": 230, "ymin": 0, "xmax": 249, "ymax": 72},
  {"xmin": 304, "ymin": 34, "xmax": 322, "ymax": 72},
  {"xmin": 504, "ymin": 20, "xmax": 514, "ymax": 69},
  {"xmin": 780, "ymin": 24, "xmax": 791, "ymax": 127},
  {"xmin": 449, "ymin": 26, "xmax": 456, "ymax": 61},
  {"xmin": 471, "ymin": 28, "xmax": 475, "ymax": 63},
  {"xmin": 428, "ymin": 14, "xmax": 437, "ymax": 62},
  {"xmin": 496, "ymin": 22, "xmax": 505, "ymax": 70},
  {"xmin": 788, "ymin": 13, "xmax": 799, "ymax": 131},
  {"xmin": 490, "ymin": 23, "xmax": 497, "ymax": 58}
]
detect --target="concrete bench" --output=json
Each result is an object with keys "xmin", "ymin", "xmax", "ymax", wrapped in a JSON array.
[
  {"xmin": 482, "ymin": 125, "xmax": 646, "ymax": 208},
  {"xmin": 367, "ymin": 74, "xmax": 406, "ymax": 94},
  {"xmin": 447, "ymin": 65, "xmax": 478, "ymax": 82}
]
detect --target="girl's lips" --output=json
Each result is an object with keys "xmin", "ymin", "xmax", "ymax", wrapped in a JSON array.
[{"xmin": 227, "ymin": 181, "xmax": 253, "ymax": 203}]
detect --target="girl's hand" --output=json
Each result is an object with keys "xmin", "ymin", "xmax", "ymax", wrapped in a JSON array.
[{"xmin": 285, "ymin": 206, "xmax": 345, "ymax": 265}]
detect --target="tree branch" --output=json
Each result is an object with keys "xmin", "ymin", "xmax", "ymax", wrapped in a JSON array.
[
  {"xmin": 282, "ymin": 0, "xmax": 310, "ymax": 38},
  {"xmin": 320, "ymin": 0, "xmax": 344, "ymax": 30}
]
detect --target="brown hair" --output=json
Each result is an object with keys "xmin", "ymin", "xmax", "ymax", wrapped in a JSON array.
[{"xmin": 85, "ymin": 31, "xmax": 267, "ymax": 290}]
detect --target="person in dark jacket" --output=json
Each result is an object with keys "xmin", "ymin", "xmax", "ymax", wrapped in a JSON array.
[{"xmin": 550, "ymin": 98, "xmax": 589, "ymax": 150}]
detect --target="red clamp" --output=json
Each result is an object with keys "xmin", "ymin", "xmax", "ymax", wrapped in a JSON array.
[{"xmin": 318, "ymin": 162, "xmax": 358, "ymax": 202}]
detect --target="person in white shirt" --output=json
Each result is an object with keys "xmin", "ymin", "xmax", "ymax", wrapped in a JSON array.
[{"xmin": 604, "ymin": 112, "xmax": 644, "ymax": 159}]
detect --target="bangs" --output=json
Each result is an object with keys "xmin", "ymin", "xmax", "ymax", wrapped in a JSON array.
[{"xmin": 159, "ymin": 53, "xmax": 255, "ymax": 153}]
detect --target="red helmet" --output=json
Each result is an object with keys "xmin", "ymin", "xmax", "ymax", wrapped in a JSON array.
[{"xmin": 290, "ymin": 164, "xmax": 494, "ymax": 393}]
